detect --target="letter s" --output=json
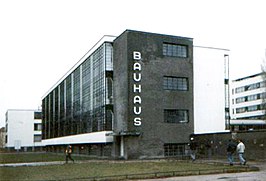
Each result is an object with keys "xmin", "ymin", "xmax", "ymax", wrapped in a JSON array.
[{"xmin": 134, "ymin": 118, "xmax": 142, "ymax": 126}]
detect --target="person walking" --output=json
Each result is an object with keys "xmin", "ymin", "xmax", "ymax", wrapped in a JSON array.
[
  {"xmin": 226, "ymin": 139, "xmax": 236, "ymax": 165},
  {"xmin": 236, "ymin": 139, "xmax": 246, "ymax": 165},
  {"xmin": 65, "ymin": 145, "xmax": 74, "ymax": 163},
  {"xmin": 188, "ymin": 138, "xmax": 197, "ymax": 162}
]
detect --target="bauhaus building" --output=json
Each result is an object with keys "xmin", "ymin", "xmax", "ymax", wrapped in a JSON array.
[{"xmin": 42, "ymin": 30, "xmax": 229, "ymax": 159}]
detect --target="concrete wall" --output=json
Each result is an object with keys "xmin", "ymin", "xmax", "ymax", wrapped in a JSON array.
[
  {"xmin": 113, "ymin": 30, "xmax": 194, "ymax": 159},
  {"xmin": 191, "ymin": 130, "xmax": 266, "ymax": 160}
]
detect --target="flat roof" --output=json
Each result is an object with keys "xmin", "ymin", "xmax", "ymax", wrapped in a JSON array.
[
  {"xmin": 119, "ymin": 29, "xmax": 193, "ymax": 41},
  {"xmin": 233, "ymin": 72, "xmax": 264, "ymax": 82},
  {"xmin": 194, "ymin": 45, "xmax": 230, "ymax": 52}
]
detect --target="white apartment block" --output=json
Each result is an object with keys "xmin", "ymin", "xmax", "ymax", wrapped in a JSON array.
[
  {"xmin": 230, "ymin": 73, "xmax": 266, "ymax": 131},
  {"xmin": 5, "ymin": 109, "xmax": 42, "ymax": 151}
]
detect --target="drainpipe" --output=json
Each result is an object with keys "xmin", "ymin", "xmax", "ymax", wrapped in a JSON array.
[{"xmin": 120, "ymin": 136, "xmax": 124, "ymax": 158}]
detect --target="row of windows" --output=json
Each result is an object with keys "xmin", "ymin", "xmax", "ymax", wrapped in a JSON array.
[
  {"xmin": 234, "ymin": 81, "xmax": 266, "ymax": 94},
  {"xmin": 235, "ymin": 104, "xmax": 264, "ymax": 114},
  {"xmin": 234, "ymin": 93, "xmax": 266, "ymax": 104}
]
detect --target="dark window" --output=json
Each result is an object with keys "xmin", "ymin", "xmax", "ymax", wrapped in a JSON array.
[
  {"xmin": 164, "ymin": 109, "xmax": 189, "ymax": 123},
  {"xmin": 164, "ymin": 143, "xmax": 186, "ymax": 157},
  {"xmin": 34, "ymin": 112, "xmax": 42, "ymax": 119},
  {"xmin": 34, "ymin": 123, "xmax": 42, "ymax": 131},
  {"xmin": 163, "ymin": 43, "xmax": 188, "ymax": 58},
  {"xmin": 163, "ymin": 76, "xmax": 188, "ymax": 91},
  {"xmin": 34, "ymin": 135, "xmax": 42, "ymax": 142}
]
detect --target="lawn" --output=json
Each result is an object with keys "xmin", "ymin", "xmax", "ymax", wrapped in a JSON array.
[{"xmin": 0, "ymin": 153, "xmax": 251, "ymax": 180}]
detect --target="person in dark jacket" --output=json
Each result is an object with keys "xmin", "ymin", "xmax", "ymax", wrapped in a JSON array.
[
  {"xmin": 65, "ymin": 145, "xmax": 74, "ymax": 163},
  {"xmin": 227, "ymin": 139, "xmax": 236, "ymax": 165},
  {"xmin": 188, "ymin": 138, "xmax": 197, "ymax": 162}
]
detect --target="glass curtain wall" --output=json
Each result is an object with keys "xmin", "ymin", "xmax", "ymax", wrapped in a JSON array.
[{"xmin": 42, "ymin": 42, "xmax": 113, "ymax": 139}]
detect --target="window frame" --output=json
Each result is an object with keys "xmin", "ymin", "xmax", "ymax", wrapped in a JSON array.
[
  {"xmin": 164, "ymin": 109, "xmax": 189, "ymax": 123},
  {"xmin": 163, "ymin": 76, "xmax": 189, "ymax": 91},
  {"xmin": 163, "ymin": 43, "xmax": 188, "ymax": 58}
]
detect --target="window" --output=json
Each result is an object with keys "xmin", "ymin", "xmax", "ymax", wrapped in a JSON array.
[
  {"xmin": 163, "ymin": 43, "xmax": 188, "ymax": 58},
  {"xmin": 247, "ymin": 105, "xmax": 260, "ymax": 112},
  {"xmin": 164, "ymin": 109, "xmax": 189, "ymax": 123},
  {"xmin": 34, "ymin": 135, "xmax": 42, "ymax": 142},
  {"xmin": 236, "ymin": 97, "xmax": 245, "ymax": 104},
  {"xmin": 34, "ymin": 123, "xmax": 42, "ymax": 131},
  {"xmin": 164, "ymin": 143, "xmax": 186, "ymax": 157},
  {"xmin": 236, "ymin": 107, "xmax": 246, "ymax": 114},
  {"xmin": 235, "ymin": 82, "xmax": 262, "ymax": 94},
  {"xmin": 34, "ymin": 112, "xmax": 42, "ymax": 119},
  {"xmin": 163, "ymin": 76, "xmax": 188, "ymax": 91}
]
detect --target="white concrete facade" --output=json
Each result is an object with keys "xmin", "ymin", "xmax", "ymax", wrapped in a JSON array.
[
  {"xmin": 5, "ymin": 109, "xmax": 42, "ymax": 150},
  {"xmin": 42, "ymin": 131, "xmax": 113, "ymax": 146},
  {"xmin": 193, "ymin": 46, "xmax": 230, "ymax": 134}
]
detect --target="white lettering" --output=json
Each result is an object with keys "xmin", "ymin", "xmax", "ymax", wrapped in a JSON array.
[
  {"xmin": 133, "ymin": 51, "xmax": 141, "ymax": 60},
  {"xmin": 132, "ymin": 51, "xmax": 142, "ymax": 127},
  {"xmin": 134, "ymin": 117, "xmax": 142, "ymax": 126},
  {"xmin": 134, "ymin": 106, "xmax": 142, "ymax": 114},
  {"xmin": 133, "ymin": 62, "xmax": 141, "ymax": 71},
  {"xmin": 133, "ymin": 95, "xmax": 142, "ymax": 104},
  {"xmin": 133, "ymin": 73, "xmax": 141, "ymax": 82},
  {"xmin": 133, "ymin": 84, "xmax": 141, "ymax": 93}
]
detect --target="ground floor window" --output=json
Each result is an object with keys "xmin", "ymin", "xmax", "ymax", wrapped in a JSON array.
[
  {"xmin": 164, "ymin": 143, "xmax": 188, "ymax": 157},
  {"xmin": 164, "ymin": 109, "xmax": 189, "ymax": 123}
]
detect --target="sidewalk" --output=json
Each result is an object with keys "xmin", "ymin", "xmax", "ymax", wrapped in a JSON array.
[{"xmin": 0, "ymin": 161, "xmax": 65, "ymax": 167}]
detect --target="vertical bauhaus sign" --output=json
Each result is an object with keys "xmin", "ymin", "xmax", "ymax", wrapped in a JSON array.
[{"xmin": 132, "ymin": 51, "xmax": 142, "ymax": 127}]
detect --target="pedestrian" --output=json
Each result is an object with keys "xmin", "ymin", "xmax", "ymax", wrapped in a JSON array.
[
  {"xmin": 65, "ymin": 145, "xmax": 74, "ymax": 163},
  {"xmin": 188, "ymin": 137, "xmax": 197, "ymax": 162},
  {"xmin": 226, "ymin": 139, "xmax": 236, "ymax": 165},
  {"xmin": 236, "ymin": 139, "xmax": 246, "ymax": 165}
]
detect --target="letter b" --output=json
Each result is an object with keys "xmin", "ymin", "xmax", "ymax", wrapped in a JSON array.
[{"xmin": 133, "ymin": 51, "xmax": 141, "ymax": 60}]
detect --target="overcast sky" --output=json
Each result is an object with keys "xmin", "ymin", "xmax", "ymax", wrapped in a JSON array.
[{"xmin": 0, "ymin": 0, "xmax": 265, "ymax": 127}]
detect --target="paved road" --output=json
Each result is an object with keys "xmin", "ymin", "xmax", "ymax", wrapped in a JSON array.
[{"xmin": 142, "ymin": 161, "xmax": 266, "ymax": 181}]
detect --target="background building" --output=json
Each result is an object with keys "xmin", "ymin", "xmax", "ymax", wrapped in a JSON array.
[
  {"xmin": 230, "ymin": 73, "xmax": 266, "ymax": 130},
  {"xmin": 5, "ymin": 109, "xmax": 42, "ymax": 151},
  {"xmin": 42, "ymin": 30, "xmax": 228, "ymax": 159},
  {"xmin": 0, "ymin": 127, "xmax": 5, "ymax": 149}
]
